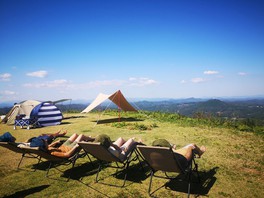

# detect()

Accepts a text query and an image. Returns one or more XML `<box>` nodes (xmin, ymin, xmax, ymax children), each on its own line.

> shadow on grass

<box><xmin>63</xmin><ymin>115</ymin><xmax>86</xmax><ymax>120</ymax></box>
<box><xmin>94</xmin><ymin>117</ymin><xmax>143</xmax><ymax>124</ymax></box>
<box><xmin>165</xmin><ymin>166</ymin><xmax>219</xmax><ymax>196</ymax></box>
<box><xmin>59</xmin><ymin>121</ymin><xmax>72</xmax><ymax>125</ymax></box>
<box><xmin>93</xmin><ymin>160</ymin><xmax>150</xmax><ymax>188</ymax></box>
<box><xmin>115</xmin><ymin>161</ymin><xmax>150</xmax><ymax>183</ymax></box>
<box><xmin>3</xmin><ymin>185</ymin><xmax>50</xmax><ymax>198</ymax></box>
<box><xmin>29</xmin><ymin>159</ymin><xmax>112</xmax><ymax>198</ymax></box>
<box><xmin>31</xmin><ymin>158</ymin><xmax>102</xmax><ymax>181</ymax></box>
<box><xmin>63</xmin><ymin>160</ymin><xmax>102</xmax><ymax>180</ymax></box>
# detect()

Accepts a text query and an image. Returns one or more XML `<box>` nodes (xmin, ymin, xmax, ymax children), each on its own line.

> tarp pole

<box><xmin>118</xmin><ymin>90</ymin><xmax>121</xmax><ymax>122</ymax></box>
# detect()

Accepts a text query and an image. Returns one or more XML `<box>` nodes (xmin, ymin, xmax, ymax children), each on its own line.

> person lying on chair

<box><xmin>152</xmin><ymin>139</ymin><xmax>206</xmax><ymax>168</ymax></box>
<box><xmin>48</xmin><ymin>133</ymin><xmax>95</xmax><ymax>158</ymax></box>
<box><xmin>26</xmin><ymin>130</ymin><xmax>68</xmax><ymax>149</ymax></box>
<box><xmin>1</xmin><ymin>130</ymin><xmax>67</xmax><ymax>149</ymax></box>
<box><xmin>95</xmin><ymin>134</ymin><xmax>142</xmax><ymax>161</ymax></box>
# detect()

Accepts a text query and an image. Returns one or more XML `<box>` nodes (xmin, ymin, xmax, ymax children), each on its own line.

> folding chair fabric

<box><xmin>137</xmin><ymin>145</ymin><xmax>199</xmax><ymax>197</ymax></box>
<box><xmin>78</xmin><ymin>141</ymin><xmax>140</xmax><ymax>187</ymax></box>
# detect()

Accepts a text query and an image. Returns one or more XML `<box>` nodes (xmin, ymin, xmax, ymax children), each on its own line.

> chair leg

<box><xmin>17</xmin><ymin>154</ymin><xmax>25</xmax><ymax>170</ymax></box>
<box><xmin>33</xmin><ymin>156</ymin><xmax>42</xmax><ymax>172</ymax></box>
<box><xmin>46</xmin><ymin>162</ymin><xmax>53</xmax><ymax>177</ymax></box>
<box><xmin>148</xmin><ymin>170</ymin><xmax>154</xmax><ymax>195</ymax></box>
<box><xmin>194</xmin><ymin>160</ymin><xmax>200</xmax><ymax>183</ymax></box>
<box><xmin>187</xmin><ymin>161</ymin><xmax>193</xmax><ymax>198</ymax></box>
<box><xmin>66</xmin><ymin>160</ymin><xmax>76</xmax><ymax>182</ymax></box>
<box><xmin>187</xmin><ymin>171</ymin><xmax>191</xmax><ymax>198</ymax></box>
<box><xmin>86</xmin><ymin>154</ymin><xmax>94</xmax><ymax>168</ymax></box>
<box><xmin>120</xmin><ymin>161</ymin><xmax>130</xmax><ymax>187</ymax></box>
<box><xmin>95</xmin><ymin>163</ymin><xmax>102</xmax><ymax>183</ymax></box>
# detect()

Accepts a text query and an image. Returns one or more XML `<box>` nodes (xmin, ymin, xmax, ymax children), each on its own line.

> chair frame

<box><xmin>78</xmin><ymin>141</ymin><xmax>141</xmax><ymax>187</ymax></box>
<box><xmin>137</xmin><ymin>145</ymin><xmax>200</xmax><ymax>197</ymax></box>
<box><xmin>0</xmin><ymin>142</ymin><xmax>91</xmax><ymax>181</ymax></box>
<box><xmin>0</xmin><ymin>142</ymin><xmax>39</xmax><ymax>170</ymax></box>
<box><xmin>21</xmin><ymin>146</ymin><xmax>92</xmax><ymax>181</ymax></box>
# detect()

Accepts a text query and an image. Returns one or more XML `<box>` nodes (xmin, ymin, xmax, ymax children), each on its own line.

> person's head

<box><xmin>94</xmin><ymin>134</ymin><xmax>112</xmax><ymax>148</ymax></box>
<box><xmin>152</xmin><ymin>139</ymin><xmax>171</xmax><ymax>148</ymax></box>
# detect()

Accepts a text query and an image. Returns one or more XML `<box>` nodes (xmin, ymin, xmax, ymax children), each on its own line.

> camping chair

<box><xmin>137</xmin><ymin>145</ymin><xmax>200</xmax><ymax>197</ymax></box>
<box><xmin>14</xmin><ymin>116</ymin><xmax>40</xmax><ymax>130</ymax></box>
<box><xmin>0</xmin><ymin>142</ymin><xmax>39</xmax><ymax>170</ymax></box>
<box><xmin>20</xmin><ymin>145</ymin><xmax>91</xmax><ymax>181</ymax></box>
<box><xmin>78</xmin><ymin>141</ymin><xmax>141</xmax><ymax>187</ymax></box>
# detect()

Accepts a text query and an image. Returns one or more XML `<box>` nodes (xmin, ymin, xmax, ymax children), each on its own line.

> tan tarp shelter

<box><xmin>81</xmin><ymin>90</ymin><xmax>137</xmax><ymax>113</ymax></box>
<box><xmin>2</xmin><ymin>100</ymin><xmax>41</xmax><ymax>125</ymax></box>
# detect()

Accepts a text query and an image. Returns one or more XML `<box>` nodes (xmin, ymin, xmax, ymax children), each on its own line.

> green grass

<box><xmin>0</xmin><ymin>112</ymin><xmax>263</xmax><ymax>198</ymax></box>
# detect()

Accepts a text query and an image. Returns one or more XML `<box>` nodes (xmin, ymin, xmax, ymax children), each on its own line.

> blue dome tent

<box><xmin>30</xmin><ymin>102</ymin><xmax>63</xmax><ymax>127</ymax></box>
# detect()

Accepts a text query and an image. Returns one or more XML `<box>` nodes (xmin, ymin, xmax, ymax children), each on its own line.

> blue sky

<box><xmin>0</xmin><ymin>0</ymin><xmax>264</xmax><ymax>102</ymax></box>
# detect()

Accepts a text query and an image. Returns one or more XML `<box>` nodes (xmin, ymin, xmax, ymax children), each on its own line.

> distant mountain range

<box><xmin>1</xmin><ymin>97</ymin><xmax>264</xmax><ymax>120</ymax></box>
<box><xmin>135</xmin><ymin>99</ymin><xmax>264</xmax><ymax>120</ymax></box>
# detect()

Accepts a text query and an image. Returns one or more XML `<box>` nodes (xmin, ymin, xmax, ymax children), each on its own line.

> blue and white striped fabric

<box><xmin>30</xmin><ymin>102</ymin><xmax>63</xmax><ymax>127</ymax></box>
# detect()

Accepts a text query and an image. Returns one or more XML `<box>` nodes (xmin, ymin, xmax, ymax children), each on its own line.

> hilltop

<box><xmin>0</xmin><ymin>112</ymin><xmax>263</xmax><ymax>197</ymax></box>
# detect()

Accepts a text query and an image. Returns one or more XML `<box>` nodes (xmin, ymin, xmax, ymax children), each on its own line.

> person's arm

<box><xmin>63</xmin><ymin>145</ymin><xmax>79</xmax><ymax>158</ymax></box>
<box><xmin>48</xmin><ymin>140</ymin><xmax>61</xmax><ymax>147</ymax></box>
<box><xmin>110</xmin><ymin>143</ymin><xmax>122</xmax><ymax>152</ymax></box>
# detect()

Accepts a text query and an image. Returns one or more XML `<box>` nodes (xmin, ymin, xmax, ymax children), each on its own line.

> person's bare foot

<box><xmin>198</xmin><ymin>146</ymin><xmax>206</xmax><ymax>157</ymax></box>
<box><xmin>61</xmin><ymin>130</ymin><xmax>67</xmax><ymax>136</ymax></box>
<box><xmin>138</xmin><ymin>138</ymin><xmax>143</xmax><ymax>143</ymax></box>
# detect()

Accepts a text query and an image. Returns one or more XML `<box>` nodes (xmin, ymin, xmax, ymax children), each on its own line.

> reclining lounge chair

<box><xmin>78</xmin><ymin>141</ymin><xmax>141</xmax><ymax>187</ymax></box>
<box><xmin>0</xmin><ymin>142</ymin><xmax>39</xmax><ymax>169</ymax></box>
<box><xmin>21</xmin><ymin>145</ymin><xmax>90</xmax><ymax>181</ymax></box>
<box><xmin>0</xmin><ymin>142</ymin><xmax>90</xmax><ymax>181</ymax></box>
<box><xmin>137</xmin><ymin>145</ymin><xmax>199</xmax><ymax>197</ymax></box>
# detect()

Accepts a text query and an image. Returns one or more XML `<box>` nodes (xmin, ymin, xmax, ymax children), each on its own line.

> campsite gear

<box><xmin>0</xmin><ymin>132</ymin><xmax>16</xmax><ymax>142</ymax></box>
<box><xmin>30</xmin><ymin>102</ymin><xmax>63</xmax><ymax>127</ymax></box>
<box><xmin>81</xmin><ymin>90</ymin><xmax>137</xmax><ymax>124</ymax></box>
<box><xmin>14</xmin><ymin>116</ymin><xmax>39</xmax><ymax>130</ymax></box>
<box><xmin>81</xmin><ymin>90</ymin><xmax>137</xmax><ymax>113</ymax></box>
<box><xmin>78</xmin><ymin>141</ymin><xmax>142</xmax><ymax>187</ymax></box>
<box><xmin>2</xmin><ymin>100</ymin><xmax>41</xmax><ymax>125</ymax></box>
<box><xmin>137</xmin><ymin>145</ymin><xmax>200</xmax><ymax>197</ymax></box>
<box><xmin>0</xmin><ymin>142</ymin><xmax>90</xmax><ymax>181</ymax></box>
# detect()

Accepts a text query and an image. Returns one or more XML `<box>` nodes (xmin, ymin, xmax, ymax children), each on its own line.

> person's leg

<box><xmin>120</xmin><ymin>138</ymin><xmax>135</xmax><ymax>150</ymax></box>
<box><xmin>192</xmin><ymin>144</ymin><xmax>206</xmax><ymax>157</ymax></box>
<box><xmin>41</xmin><ymin>130</ymin><xmax>67</xmax><ymax>139</ymax></box>
<box><xmin>175</xmin><ymin>146</ymin><xmax>193</xmax><ymax>161</ymax></box>
<box><xmin>113</xmin><ymin>137</ymin><xmax>126</xmax><ymax>147</ymax></box>
<box><xmin>67</xmin><ymin>133</ymin><xmax>79</xmax><ymax>142</ymax></box>
<box><xmin>175</xmin><ymin>143</ymin><xmax>206</xmax><ymax>161</ymax></box>
<box><xmin>120</xmin><ymin>138</ymin><xmax>136</xmax><ymax>154</ymax></box>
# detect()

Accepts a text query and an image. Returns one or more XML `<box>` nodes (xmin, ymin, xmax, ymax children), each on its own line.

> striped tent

<box><xmin>30</xmin><ymin>102</ymin><xmax>63</xmax><ymax>127</ymax></box>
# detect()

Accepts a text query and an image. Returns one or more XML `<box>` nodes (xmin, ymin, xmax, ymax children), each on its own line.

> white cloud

<box><xmin>0</xmin><ymin>73</ymin><xmax>11</xmax><ymax>81</ymax></box>
<box><xmin>128</xmin><ymin>77</ymin><xmax>158</xmax><ymax>86</ymax></box>
<box><xmin>1</xmin><ymin>90</ymin><xmax>16</xmax><ymax>95</ymax></box>
<box><xmin>26</xmin><ymin>70</ymin><xmax>48</xmax><ymax>78</ymax></box>
<box><xmin>238</xmin><ymin>72</ymin><xmax>247</xmax><ymax>76</ymax></box>
<box><xmin>180</xmin><ymin>80</ymin><xmax>187</xmax><ymax>84</ymax></box>
<box><xmin>23</xmin><ymin>79</ymin><xmax>70</xmax><ymax>88</ymax></box>
<box><xmin>204</xmin><ymin>70</ymin><xmax>219</xmax><ymax>75</ymax></box>
<box><xmin>22</xmin><ymin>77</ymin><xmax>158</xmax><ymax>91</ymax></box>
<box><xmin>191</xmin><ymin>78</ymin><xmax>207</xmax><ymax>83</ymax></box>
<box><xmin>81</xmin><ymin>80</ymin><xmax>125</xmax><ymax>88</ymax></box>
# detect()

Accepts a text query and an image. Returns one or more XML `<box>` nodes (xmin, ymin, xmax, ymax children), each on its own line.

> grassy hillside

<box><xmin>0</xmin><ymin>111</ymin><xmax>263</xmax><ymax>198</ymax></box>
